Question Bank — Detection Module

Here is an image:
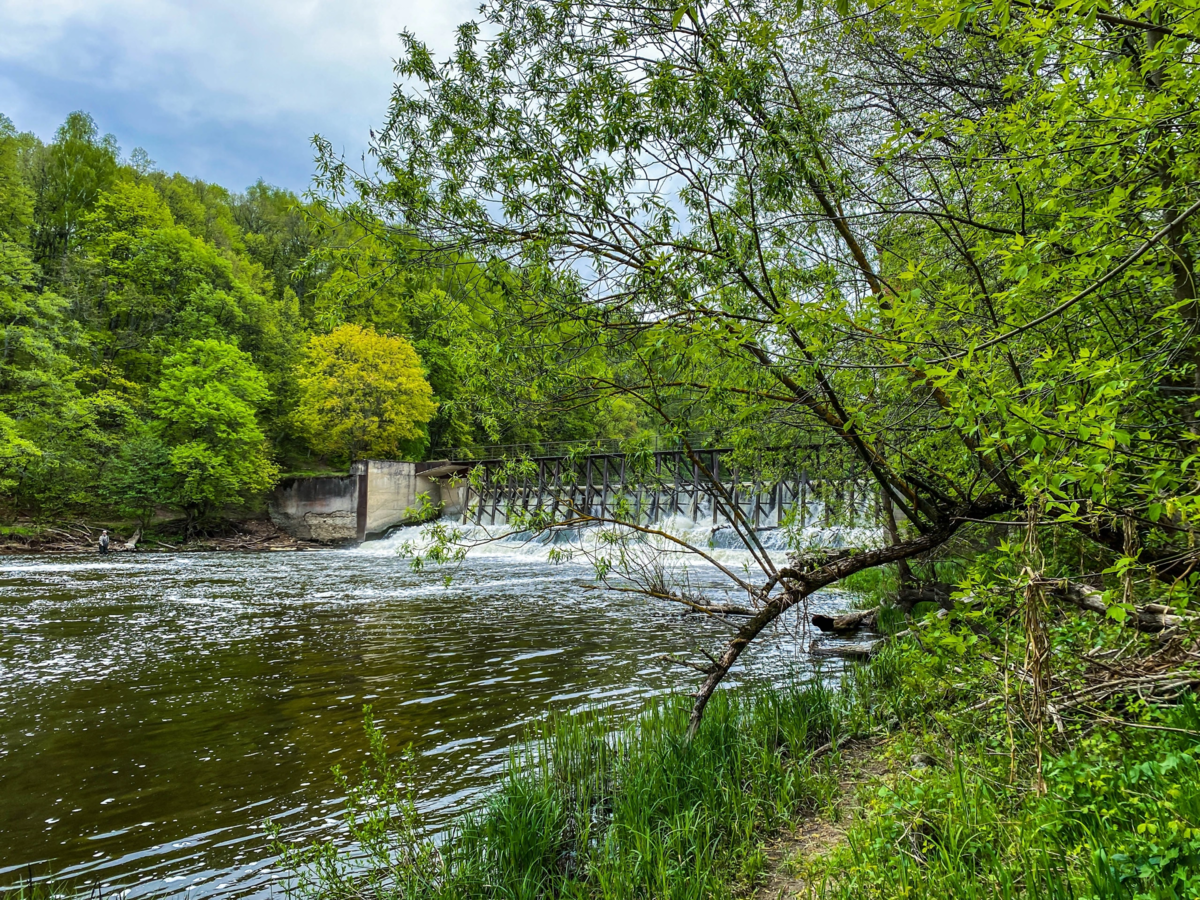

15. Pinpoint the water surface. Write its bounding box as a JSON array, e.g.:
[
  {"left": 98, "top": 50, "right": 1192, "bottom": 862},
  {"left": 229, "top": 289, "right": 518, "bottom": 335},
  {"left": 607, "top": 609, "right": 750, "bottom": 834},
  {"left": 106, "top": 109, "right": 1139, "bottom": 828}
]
[{"left": 0, "top": 524, "right": 858, "bottom": 897}]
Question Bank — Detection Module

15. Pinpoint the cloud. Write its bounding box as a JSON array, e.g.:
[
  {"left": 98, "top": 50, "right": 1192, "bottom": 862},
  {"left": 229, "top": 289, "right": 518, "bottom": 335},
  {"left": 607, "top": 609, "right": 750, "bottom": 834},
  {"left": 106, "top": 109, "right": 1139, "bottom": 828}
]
[{"left": 0, "top": 0, "right": 480, "bottom": 191}]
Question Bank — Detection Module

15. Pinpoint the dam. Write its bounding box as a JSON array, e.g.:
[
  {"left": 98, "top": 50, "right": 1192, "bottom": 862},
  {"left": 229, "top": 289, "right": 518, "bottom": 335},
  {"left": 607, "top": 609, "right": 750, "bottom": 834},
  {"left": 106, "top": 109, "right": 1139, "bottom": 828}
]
[{"left": 270, "top": 445, "right": 875, "bottom": 542}]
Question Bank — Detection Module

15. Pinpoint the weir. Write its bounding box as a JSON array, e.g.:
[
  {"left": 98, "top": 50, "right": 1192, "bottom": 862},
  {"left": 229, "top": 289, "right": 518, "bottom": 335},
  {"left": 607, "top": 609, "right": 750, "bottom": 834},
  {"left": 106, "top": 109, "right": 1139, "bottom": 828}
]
[
  {"left": 269, "top": 460, "right": 461, "bottom": 542},
  {"left": 270, "top": 446, "right": 874, "bottom": 542},
  {"left": 453, "top": 446, "right": 874, "bottom": 532}
]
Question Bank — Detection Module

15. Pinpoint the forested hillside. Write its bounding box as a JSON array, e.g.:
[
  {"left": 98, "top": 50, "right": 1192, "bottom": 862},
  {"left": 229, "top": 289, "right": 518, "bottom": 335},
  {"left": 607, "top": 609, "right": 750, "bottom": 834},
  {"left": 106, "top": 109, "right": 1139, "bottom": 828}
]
[{"left": 0, "top": 111, "right": 631, "bottom": 527}]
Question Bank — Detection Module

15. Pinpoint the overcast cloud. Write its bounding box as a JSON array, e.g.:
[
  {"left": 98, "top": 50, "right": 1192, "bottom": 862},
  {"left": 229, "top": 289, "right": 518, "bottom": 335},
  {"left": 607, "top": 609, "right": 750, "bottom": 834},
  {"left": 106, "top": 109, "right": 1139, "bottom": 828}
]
[{"left": 0, "top": 0, "right": 480, "bottom": 192}]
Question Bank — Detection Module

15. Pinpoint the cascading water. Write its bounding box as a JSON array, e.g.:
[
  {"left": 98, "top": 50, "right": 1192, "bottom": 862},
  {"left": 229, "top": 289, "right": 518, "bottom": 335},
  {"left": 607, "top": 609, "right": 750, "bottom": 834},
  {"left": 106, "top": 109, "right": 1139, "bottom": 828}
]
[{"left": 366, "top": 490, "right": 883, "bottom": 567}]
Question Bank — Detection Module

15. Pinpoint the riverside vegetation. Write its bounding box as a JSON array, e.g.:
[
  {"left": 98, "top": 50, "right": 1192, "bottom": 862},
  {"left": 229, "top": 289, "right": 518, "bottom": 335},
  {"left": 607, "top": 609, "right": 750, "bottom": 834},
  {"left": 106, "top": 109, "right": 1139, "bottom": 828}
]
[
  {"left": 266, "top": 543, "right": 1200, "bottom": 900},
  {"left": 5, "top": 0, "right": 1200, "bottom": 894}
]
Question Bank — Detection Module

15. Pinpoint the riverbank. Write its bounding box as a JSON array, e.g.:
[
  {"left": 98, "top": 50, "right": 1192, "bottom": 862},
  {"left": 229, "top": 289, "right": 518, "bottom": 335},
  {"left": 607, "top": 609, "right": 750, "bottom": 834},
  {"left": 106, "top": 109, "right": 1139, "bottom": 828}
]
[
  {"left": 0, "top": 518, "right": 324, "bottom": 554},
  {"left": 266, "top": 585, "right": 1200, "bottom": 900},
  {"left": 4, "top": 553, "right": 1195, "bottom": 900}
]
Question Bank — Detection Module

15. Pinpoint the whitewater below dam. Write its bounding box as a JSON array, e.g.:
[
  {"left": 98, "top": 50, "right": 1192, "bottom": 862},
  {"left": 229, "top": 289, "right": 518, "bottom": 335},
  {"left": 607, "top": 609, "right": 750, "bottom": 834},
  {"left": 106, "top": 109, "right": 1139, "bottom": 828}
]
[{"left": 0, "top": 517, "right": 872, "bottom": 898}]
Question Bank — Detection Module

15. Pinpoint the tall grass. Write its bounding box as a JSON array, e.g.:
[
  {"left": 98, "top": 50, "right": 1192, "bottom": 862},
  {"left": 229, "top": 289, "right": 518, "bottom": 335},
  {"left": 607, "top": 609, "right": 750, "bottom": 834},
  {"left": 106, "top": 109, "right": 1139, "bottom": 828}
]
[
  {"left": 276, "top": 680, "right": 869, "bottom": 900},
  {"left": 0, "top": 876, "right": 64, "bottom": 900}
]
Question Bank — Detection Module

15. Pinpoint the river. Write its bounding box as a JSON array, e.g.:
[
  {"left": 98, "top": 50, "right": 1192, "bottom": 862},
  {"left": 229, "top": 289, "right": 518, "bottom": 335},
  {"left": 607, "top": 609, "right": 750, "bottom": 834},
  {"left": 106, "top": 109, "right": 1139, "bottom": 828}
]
[{"left": 0, "top": 520, "right": 864, "bottom": 898}]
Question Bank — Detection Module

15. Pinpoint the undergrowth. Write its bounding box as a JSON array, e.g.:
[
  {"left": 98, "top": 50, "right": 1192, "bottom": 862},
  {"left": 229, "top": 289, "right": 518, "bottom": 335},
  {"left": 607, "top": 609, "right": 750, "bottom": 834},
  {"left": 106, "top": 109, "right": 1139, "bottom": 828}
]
[
  {"left": 812, "top": 623, "right": 1200, "bottom": 900},
  {"left": 272, "top": 677, "right": 881, "bottom": 900}
]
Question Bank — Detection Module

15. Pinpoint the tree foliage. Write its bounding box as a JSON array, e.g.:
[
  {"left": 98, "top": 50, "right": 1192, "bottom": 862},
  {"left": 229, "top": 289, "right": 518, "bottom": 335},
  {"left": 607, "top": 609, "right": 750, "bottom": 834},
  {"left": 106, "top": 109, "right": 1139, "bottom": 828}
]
[
  {"left": 321, "top": 0, "right": 1200, "bottom": 727},
  {"left": 293, "top": 324, "right": 437, "bottom": 460},
  {"left": 0, "top": 108, "right": 600, "bottom": 523},
  {"left": 150, "top": 338, "right": 277, "bottom": 521}
]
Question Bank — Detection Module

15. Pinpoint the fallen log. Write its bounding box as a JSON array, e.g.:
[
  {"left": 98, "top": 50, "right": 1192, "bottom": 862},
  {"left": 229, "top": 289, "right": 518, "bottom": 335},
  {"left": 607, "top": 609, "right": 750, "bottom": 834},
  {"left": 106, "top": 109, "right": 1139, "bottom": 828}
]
[
  {"left": 812, "top": 608, "right": 879, "bottom": 633},
  {"left": 809, "top": 640, "right": 880, "bottom": 662},
  {"left": 813, "top": 582, "right": 955, "bottom": 634},
  {"left": 1045, "top": 580, "right": 1196, "bottom": 633}
]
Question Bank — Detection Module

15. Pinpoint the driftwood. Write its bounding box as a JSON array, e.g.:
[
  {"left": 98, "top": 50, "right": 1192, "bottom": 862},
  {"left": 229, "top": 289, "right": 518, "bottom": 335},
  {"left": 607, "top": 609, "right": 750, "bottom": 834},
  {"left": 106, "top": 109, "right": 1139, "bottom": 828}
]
[
  {"left": 812, "top": 608, "right": 879, "bottom": 633},
  {"left": 816, "top": 579, "right": 1193, "bottom": 636},
  {"left": 1046, "top": 580, "right": 1196, "bottom": 633},
  {"left": 808, "top": 640, "right": 880, "bottom": 661},
  {"left": 812, "top": 581, "right": 954, "bottom": 634}
]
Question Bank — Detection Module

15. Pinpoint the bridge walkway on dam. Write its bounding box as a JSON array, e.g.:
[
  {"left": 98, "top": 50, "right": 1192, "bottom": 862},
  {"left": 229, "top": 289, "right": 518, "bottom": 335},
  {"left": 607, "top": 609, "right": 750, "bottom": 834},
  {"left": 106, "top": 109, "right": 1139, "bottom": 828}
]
[{"left": 448, "top": 447, "right": 876, "bottom": 531}]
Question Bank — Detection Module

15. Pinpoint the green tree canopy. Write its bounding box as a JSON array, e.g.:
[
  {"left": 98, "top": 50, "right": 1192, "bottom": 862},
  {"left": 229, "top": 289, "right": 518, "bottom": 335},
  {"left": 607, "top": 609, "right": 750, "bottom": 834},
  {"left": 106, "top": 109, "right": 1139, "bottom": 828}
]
[
  {"left": 150, "top": 338, "right": 278, "bottom": 522},
  {"left": 293, "top": 324, "right": 437, "bottom": 461},
  {"left": 29, "top": 111, "right": 119, "bottom": 268}
]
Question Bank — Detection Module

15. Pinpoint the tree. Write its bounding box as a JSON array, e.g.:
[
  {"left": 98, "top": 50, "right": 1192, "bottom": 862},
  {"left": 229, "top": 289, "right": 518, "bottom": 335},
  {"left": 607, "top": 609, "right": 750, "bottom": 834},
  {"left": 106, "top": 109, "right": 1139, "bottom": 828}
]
[
  {"left": 150, "top": 338, "right": 277, "bottom": 526},
  {"left": 100, "top": 424, "right": 172, "bottom": 530},
  {"left": 293, "top": 324, "right": 436, "bottom": 461},
  {"left": 76, "top": 180, "right": 303, "bottom": 388},
  {"left": 0, "top": 114, "right": 34, "bottom": 244},
  {"left": 324, "top": 0, "right": 1200, "bottom": 731},
  {"left": 28, "top": 111, "right": 119, "bottom": 270}
]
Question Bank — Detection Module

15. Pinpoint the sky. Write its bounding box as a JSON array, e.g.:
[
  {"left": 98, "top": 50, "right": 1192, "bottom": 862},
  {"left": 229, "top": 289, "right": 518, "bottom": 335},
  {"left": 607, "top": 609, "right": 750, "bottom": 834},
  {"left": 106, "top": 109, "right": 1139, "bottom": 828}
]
[{"left": 0, "top": 0, "right": 481, "bottom": 194}]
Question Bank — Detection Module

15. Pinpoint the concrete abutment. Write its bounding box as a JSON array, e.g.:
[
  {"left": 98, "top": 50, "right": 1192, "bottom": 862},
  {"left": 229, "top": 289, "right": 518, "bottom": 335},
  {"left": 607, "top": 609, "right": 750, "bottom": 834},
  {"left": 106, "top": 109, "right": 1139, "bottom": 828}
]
[{"left": 269, "top": 460, "right": 465, "bottom": 543}]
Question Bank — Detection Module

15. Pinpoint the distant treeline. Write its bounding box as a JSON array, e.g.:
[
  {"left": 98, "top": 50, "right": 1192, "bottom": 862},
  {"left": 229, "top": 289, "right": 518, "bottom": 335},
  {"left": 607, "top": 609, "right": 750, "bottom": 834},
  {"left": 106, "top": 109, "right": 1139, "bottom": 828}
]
[{"left": 0, "top": 111, "right": 635, "bottom": 526}]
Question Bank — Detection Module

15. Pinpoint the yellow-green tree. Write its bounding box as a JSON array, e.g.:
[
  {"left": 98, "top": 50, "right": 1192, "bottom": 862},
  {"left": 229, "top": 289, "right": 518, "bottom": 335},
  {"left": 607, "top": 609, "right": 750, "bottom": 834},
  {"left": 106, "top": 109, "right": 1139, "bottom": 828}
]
[{"left": 293, "top": 324, "right": 436, "bottom": 460}]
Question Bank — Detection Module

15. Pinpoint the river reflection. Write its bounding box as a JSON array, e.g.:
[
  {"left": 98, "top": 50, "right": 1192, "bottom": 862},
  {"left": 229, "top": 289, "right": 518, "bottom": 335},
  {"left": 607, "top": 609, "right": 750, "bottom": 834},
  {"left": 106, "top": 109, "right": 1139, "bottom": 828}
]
[{"left": 0, "top": 530, "right": 857, "bottom": 898}]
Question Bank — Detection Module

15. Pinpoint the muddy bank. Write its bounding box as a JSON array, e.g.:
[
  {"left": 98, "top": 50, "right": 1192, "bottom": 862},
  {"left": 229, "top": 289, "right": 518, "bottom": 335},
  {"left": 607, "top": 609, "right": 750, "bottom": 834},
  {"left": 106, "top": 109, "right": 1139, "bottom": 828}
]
[{"left": 0, "top": 518, "right": 326, "bottom": 554}]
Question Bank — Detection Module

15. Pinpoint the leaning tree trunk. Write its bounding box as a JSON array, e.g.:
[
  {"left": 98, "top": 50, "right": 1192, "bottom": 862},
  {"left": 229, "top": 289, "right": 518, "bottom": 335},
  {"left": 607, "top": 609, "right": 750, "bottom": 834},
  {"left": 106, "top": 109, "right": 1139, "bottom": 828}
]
[{"left": 686, "top": 503, "right": 1004, "bottom": 736}]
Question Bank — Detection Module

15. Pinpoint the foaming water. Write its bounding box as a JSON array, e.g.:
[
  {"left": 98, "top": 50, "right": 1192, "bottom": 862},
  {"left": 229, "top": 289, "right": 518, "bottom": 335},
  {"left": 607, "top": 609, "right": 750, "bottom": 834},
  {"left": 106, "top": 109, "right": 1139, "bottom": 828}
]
[
  {"left": 1, "top": 530, "right": 869, "bottom": 899},
  {"left": 365, "top": 511, "right": 881, "bottom": 564}
]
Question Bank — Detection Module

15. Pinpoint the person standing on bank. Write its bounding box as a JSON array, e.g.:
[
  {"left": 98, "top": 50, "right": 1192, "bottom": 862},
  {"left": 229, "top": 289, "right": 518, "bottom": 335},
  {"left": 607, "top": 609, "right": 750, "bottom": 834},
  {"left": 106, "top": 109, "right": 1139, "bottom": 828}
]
[{"left": 99, "top": 530, "right": 110, "bottom": 554}]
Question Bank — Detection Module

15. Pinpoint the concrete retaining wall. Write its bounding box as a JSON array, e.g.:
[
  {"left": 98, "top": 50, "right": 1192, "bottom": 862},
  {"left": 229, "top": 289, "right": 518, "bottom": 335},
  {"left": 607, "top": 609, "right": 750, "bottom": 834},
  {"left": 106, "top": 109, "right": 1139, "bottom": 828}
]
[
  {"left": 270, "top": 459, "right": 464, "bottom": 543},
  {"left": 362, "top": 460, "right": 421, "bottom": 537},
  {"left": 269, "top": 473, "right": 361, "bottom": 542}
]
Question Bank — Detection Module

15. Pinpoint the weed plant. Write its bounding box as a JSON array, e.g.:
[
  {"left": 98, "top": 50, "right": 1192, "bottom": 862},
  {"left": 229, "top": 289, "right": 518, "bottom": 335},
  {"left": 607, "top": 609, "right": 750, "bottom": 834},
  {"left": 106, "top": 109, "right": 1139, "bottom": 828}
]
[
  {"left": 273, "top": 680, "right": 870, "bottom": 900},
  {"left": 0, "top": 876, "right": 67, "bottom": 900},
  {"left": 815, "top": 636, "right": 1200, "bottom": 900}
]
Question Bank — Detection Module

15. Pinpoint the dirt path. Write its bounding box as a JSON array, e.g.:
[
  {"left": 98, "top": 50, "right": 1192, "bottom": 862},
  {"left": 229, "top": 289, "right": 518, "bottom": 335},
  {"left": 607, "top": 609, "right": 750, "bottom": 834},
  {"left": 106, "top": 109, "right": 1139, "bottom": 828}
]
[{"left": 752, "top": 737, "right": 893, "bottom": 900}]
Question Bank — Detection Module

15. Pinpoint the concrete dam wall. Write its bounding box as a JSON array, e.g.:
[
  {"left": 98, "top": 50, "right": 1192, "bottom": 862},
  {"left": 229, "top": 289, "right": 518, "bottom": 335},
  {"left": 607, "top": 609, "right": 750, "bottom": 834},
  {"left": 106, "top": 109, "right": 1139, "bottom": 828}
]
[
  {"left": 271, "top": 446, "right": 869, "bottom": 544},
  {"left": 269, "top": 460, "right": 465, "bottom": 543}
]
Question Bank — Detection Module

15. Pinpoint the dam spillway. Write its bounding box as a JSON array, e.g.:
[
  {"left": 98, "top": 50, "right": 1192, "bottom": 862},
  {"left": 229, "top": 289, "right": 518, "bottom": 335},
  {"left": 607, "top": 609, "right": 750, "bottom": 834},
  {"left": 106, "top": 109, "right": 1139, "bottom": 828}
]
[
  {"left": 269, "top": 446, "right": 877, "bottom": 542},
  {"left": 455, "top": 447, "right": 874, "bottom": 532}
]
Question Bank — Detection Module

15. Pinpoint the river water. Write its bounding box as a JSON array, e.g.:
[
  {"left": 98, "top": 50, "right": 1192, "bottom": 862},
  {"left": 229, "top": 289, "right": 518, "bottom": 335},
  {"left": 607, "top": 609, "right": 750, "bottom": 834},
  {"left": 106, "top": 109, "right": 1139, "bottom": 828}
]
[{"left": 0, "top": 520, "right": 864, "bottom": 898}]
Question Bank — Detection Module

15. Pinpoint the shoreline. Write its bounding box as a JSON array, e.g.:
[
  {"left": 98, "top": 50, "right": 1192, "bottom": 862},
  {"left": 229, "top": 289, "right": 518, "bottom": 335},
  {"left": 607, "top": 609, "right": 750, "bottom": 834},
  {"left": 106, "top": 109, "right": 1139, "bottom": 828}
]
[
  {"left": 0, "top": 519, "right": 328, "bottom": 555},
  {"left": 260, "top": 588, "right": 1200, "bottom": 900}
]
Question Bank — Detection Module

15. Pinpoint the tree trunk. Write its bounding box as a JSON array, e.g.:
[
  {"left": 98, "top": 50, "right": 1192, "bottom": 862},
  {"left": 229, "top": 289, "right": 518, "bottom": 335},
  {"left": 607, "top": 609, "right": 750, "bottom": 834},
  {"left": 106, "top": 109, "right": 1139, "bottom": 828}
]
[
  {"left": 812, "top": 608, "right": 878, "bottom": 633},
  {"left": 1047, "top": 580, "right": 1195, "bottom": 633},
  {"left": 686, "top": 500, "right": 1007, "bottom": 737},
  {"left": 881, "top": 491, "right": 914, "bottom": 585}
]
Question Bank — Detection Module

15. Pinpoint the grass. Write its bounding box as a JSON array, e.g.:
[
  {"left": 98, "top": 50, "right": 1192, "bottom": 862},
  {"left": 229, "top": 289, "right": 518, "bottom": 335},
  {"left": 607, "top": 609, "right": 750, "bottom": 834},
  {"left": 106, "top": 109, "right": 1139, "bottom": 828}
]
[
  {"left": 0, "top": 523, "right": 40, "bottom": 538},
  {"left": 810, "top": 634, "right": 1200, "bottom": 900},
  {"left": 274, "top": 594, "right": 1200, "bottom": 900},
  {"left": 836, "top": 564, "right": 900, "bottom": 608},
  {"left": 274, "top": 677, "right": 884, "bottom": 900},
  {"left": 0, "top": 876, "right": 65, "bottom": 900}
]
